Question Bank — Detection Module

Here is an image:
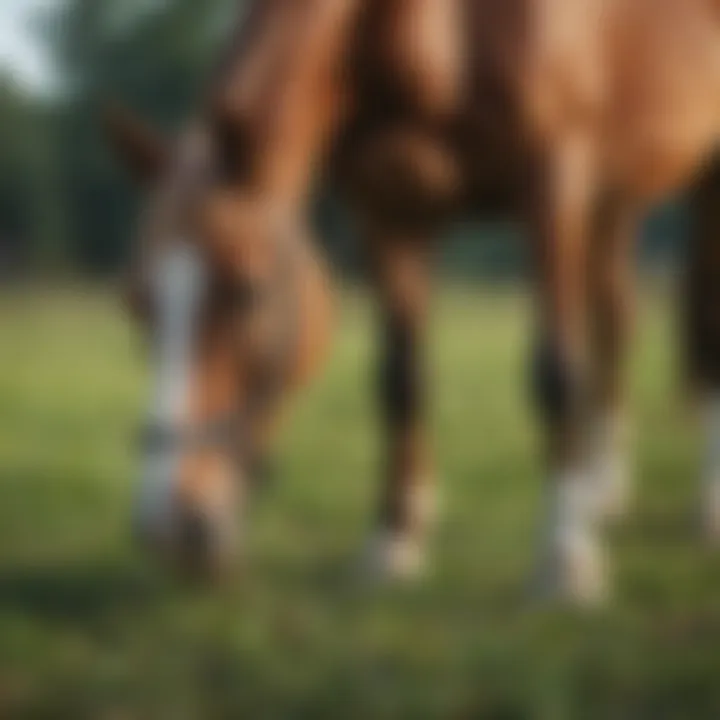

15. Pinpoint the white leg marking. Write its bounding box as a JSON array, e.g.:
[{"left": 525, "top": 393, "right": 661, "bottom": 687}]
[
  {"left": 360, "top": 479, "right": 439, "bottom": 583},
  {"left": 536, "top": 467, "right": 608, "bottom": 604},
  {"left": 362, "top": 529, "right": 426, "bottom": 581},
  {"left": 586, "top": 410, "right": 631, "bottom": 522},
  {"left": 136, "top": 241, "right": 207, "bottom": 540},
  {"left": 701, "top": 396, "right": 720, "bottom": 542},
  {"left": 409, "top": 478, "right": 441, "bottom": 531}
]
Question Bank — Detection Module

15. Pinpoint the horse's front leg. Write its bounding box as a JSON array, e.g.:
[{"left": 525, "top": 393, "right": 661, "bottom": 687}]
[
  {"left": 686, "top": 164, "right": 720, "bottom": 541},
  {"left": 586, "top": 199, "right": 639, "bottom": 522},
  {"left": 527, "top": 137, "right": 607, "bottom": 603},
  {"left": 363, "top": 224, "right": 437, "bottom": 580}
]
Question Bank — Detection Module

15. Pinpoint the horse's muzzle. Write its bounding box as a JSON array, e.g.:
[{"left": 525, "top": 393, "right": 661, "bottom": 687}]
[
  {"left": 175, "top": 505, "right": 235, "bottom": 577},
  {"left": 132, "top": 463, "right": 241, "bottom": 578}
]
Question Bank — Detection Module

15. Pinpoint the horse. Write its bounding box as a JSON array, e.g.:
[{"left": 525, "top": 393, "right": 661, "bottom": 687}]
[{"left": 105, "top": 0, "right": 720, "bottom": 601}]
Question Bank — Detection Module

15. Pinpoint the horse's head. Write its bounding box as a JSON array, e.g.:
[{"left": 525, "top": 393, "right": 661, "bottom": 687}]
[{"left": 105, "top": 106, "right": 333, "bottom": 575}]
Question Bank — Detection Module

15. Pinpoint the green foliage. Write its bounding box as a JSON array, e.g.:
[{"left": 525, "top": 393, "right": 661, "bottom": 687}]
[{"left": 0, "top": 78, "right": 65, "bottom": 273}]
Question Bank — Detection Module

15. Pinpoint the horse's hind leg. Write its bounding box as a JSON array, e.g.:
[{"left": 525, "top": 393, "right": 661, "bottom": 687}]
[
  {"left": 527, "top": 137, "right": 608, "bottom": 603},
  {"left": 685, "top": 164, "right": 720, "bottom": 541},
  {"left": 362, "top": 222, "right": 437, "bottom": 580},
  {"left": 585, "top": 198, "right": 639, "bottom": 521}
]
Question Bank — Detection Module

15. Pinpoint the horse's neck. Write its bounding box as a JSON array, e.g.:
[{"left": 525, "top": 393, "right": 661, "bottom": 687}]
[{"left": 209, "top": 0, "right": 364, "bottom": 209}]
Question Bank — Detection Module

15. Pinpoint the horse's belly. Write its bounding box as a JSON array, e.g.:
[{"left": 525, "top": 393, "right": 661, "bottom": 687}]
[
  {"left": 608, "top": 114, "right": 720, "bottom": 202},
  {"left": 605, "top": 70, "right": 720, "bottom": 200},
  {"left": 604, "top": 0, "right": 720, "bottom": 200}
]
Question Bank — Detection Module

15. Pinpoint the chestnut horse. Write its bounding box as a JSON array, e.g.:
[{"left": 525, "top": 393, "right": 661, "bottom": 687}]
[{"left": 107, "top": 0, "right": 720, "bottom": 601}]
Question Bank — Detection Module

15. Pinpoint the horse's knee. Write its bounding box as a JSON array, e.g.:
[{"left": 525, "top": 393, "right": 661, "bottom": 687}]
[{"left": 532, "top": 341, "right": 584, "bottom": 426}]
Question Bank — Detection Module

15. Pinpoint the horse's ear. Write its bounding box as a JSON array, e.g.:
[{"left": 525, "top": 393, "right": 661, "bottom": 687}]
[{"left": 102, "top": 102, "right": 168, "bottom": 183}]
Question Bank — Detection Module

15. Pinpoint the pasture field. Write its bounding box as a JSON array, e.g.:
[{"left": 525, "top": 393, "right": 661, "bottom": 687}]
[{"left": 1, "top": 286, "right": 719, "bottom": 718}]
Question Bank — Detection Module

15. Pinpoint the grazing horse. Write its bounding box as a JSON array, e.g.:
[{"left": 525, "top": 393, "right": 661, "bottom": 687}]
[{"left": 107, "top": 0, "right": 720, "bottom": 600}]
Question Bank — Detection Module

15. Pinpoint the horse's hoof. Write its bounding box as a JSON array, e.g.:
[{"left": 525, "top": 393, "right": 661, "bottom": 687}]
[
  {"left": 533, "top": 532, "right": 609, "bottom": 606},
  {"left": 409, "top": 481, "right": 443, "bottom": 530},
  {"left": 359, "top": 530, "right": 427, "bottom": 583},
  {"left": 589, "top": 455, "right": 632, "bottom": 525},
  {"left": 595, "top": 478, "right": 632, "bottom": 525},
  {"left": 586, "top": 414, "right": 633, "bottom": 525}
]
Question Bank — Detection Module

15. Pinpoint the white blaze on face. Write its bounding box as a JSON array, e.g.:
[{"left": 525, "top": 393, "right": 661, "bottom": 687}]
[{"left": 136, "top": 241, "right": 208, "bottom": 539}]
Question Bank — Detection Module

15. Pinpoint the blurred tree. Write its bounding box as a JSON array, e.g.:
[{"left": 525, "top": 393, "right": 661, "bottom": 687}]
[
  {"left": 0, "top": 77, "right": 65, "bottom": 276},
  {"left": 38, "top": 0, "right": 242, "bottom": 273}
]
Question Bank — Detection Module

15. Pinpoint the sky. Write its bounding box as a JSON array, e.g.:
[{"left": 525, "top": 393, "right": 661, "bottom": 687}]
[{"left": 0, "top": 0, "right": 56, "bottom": 92}]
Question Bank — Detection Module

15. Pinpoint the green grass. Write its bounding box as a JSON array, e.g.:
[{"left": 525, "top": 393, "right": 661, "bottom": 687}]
[{"left": 1, "top": 286, "right": 719, "bottom": 718}]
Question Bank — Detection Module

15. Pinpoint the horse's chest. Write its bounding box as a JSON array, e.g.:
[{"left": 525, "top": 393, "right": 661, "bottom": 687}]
[
  {"left": 342, "top": 72, "right": 526, "bottom": 221},
  {"left": 340, "top": 120, "right": 522, "bottom": 224},
  {"left": 345, "top": 0, "right": 538, "bottom": 220},
  {"left": 603, "top": 5, "right": 720, "bottom": 200}
]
